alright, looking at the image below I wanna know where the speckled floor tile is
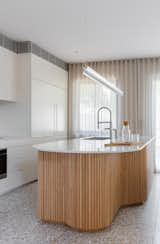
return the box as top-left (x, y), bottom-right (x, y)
top-left (0, 183), bottom-right (66, 244)
top-left (0, 175), bottom-right (160, 244)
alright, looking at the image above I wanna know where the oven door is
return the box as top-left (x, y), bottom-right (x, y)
top-left (0, 149), bottom-right (7, 179)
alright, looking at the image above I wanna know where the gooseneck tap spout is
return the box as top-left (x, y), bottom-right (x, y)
top-left (97, 106), bottom-right (117, 140)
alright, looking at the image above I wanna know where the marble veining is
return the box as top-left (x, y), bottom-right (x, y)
top-left (0, 175), bottom-right (160, 243)
top-left (33, 136), bottom-right (154, 154)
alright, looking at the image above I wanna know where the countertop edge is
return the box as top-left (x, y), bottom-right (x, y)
top-left (33, 137), bottom-right (155, 154)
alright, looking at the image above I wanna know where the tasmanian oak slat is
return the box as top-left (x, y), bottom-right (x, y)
top-left (38, 141), bottom-right (154, 231)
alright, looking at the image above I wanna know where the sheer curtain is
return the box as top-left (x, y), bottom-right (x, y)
top-left (68, 60), bottom-right (138, 137)
top-left (79, 80), bottom-right (117, 136)
top-left (137, 58), bottom-right (160, 172)
top-left (68, 58), bottom-right (160, 171)
top-left (137, 58), bottom-right (159, 137)
top-left (68, 64), bottom-right (116, 137)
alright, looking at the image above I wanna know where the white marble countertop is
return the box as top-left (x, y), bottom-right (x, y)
top-left (33, 136), bottom-right (155, 154)
top-left (0, 136), bottom-right (67, 149)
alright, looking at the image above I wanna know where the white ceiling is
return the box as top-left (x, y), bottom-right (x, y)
top-left (0, 0), bottom-right (160, 63)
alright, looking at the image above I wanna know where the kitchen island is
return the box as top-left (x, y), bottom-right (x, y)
top-left (34, 137), bottom-right (155, 231)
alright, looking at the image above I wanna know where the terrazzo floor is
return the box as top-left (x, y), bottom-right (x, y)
top-left (1, 176), bottom-right (160, 244)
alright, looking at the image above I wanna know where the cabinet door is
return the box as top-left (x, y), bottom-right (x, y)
top-left (0, 47), bottom-right (17, 101)
top-left (0, 144), bottom-right (37, 195)
top-left (31, 79), bottom-right (67, 137)
top-left (53, 86), bottom-right (67, 133)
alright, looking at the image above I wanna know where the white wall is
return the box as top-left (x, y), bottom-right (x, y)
top-left (31, 54), bottom-right (68, 137)
top-left (0, 53), bottom-right (31, 137)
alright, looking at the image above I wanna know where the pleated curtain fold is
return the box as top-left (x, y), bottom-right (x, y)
top-left (137, 58), bottom-right (160, 137)
top-left (68, 58), bottom-right (160, 138)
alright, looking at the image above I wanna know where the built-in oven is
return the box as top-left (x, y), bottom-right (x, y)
top-left (0, 149), bottom-right (7, 179)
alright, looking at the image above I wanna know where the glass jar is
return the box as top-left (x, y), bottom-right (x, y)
top-left (122, 121), bottom-right (131, 142)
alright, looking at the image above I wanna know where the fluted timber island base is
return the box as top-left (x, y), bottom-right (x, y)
top-left (37, 142), bottom-right (154, 232)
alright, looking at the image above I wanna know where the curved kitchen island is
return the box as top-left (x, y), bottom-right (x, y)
top-left (34, 137), bottom-right (155, 232)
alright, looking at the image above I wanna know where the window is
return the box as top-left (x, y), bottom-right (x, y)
top-left (79, 80), bottom-right (117, 136)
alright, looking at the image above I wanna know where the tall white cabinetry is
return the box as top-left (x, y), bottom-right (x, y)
top-left (0, 52), bottom-right (68, 195)
top-left (0, 47), bottom-right (17, 101)
top-left (31, 54), bottom-right (68, 137)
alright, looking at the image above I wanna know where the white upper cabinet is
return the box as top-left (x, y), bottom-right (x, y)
top-left (31, 79), bottom-right (67, 137)
top-left (31, 54), bottom-right (67, 89)
top-left (31, 54), bottom-right (68, 137)
top-left (0, 47), bottom-right (17, 101)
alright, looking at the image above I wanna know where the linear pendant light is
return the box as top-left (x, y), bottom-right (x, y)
top-left (83, 66), bottom-right (124, 96)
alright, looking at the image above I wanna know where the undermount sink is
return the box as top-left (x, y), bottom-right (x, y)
top-left (83, 137), bottom-right (109, 140)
